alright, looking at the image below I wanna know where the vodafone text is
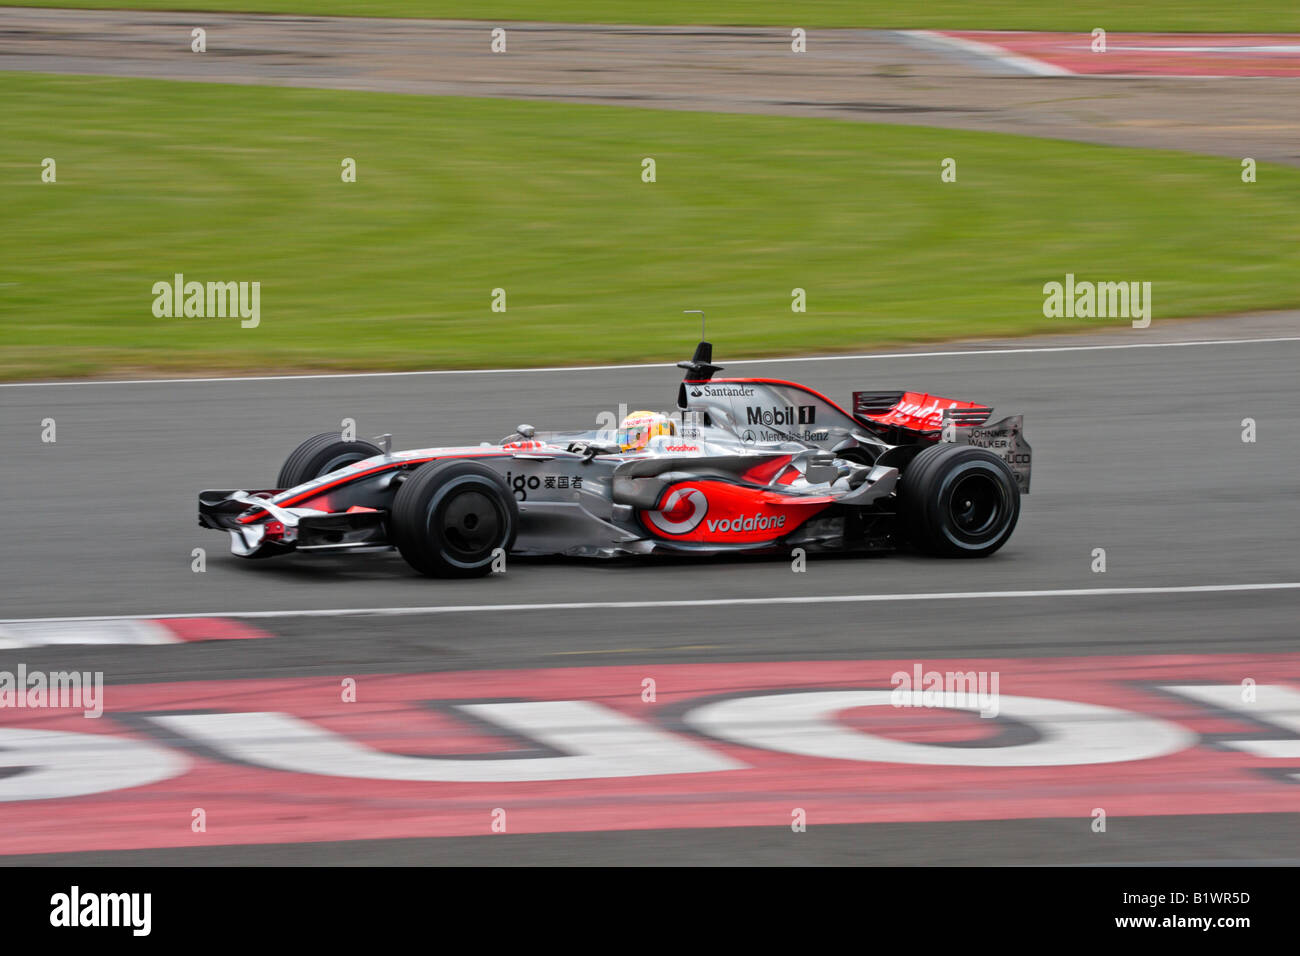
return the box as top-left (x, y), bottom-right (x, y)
top-left (706, 513), bottom-right (786, 533)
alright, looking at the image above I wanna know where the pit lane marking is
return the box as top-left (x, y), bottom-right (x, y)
top-left (4, 657), bottom-right (1300, 849)
top-left (2, 582), bottom-right (1296, 625)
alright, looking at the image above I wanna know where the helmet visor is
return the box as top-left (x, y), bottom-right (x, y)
top-left (620, 422), bottom-right (651, 449)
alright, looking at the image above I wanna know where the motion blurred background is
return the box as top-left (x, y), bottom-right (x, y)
top-left (2, 3), bottom-right (1298, 867)
top-left (3, 2), bottom-right (1299, 380)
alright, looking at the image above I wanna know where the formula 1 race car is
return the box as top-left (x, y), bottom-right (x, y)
top-left (198, 342), bottom-right (1032, 576)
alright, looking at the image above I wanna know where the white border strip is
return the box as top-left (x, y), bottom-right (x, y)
top-left (4, 335), bottom-right (1299, 388)
top-left (901, 29), bottom-right (1074, 76)
top-left (0, 619), bottom-right (179, 649)
top-left (4, 582), bottom-right (1296, 624)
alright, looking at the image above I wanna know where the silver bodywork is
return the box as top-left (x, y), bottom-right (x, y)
top-left (683, 377), bottom-right (1031, 492)
top-left (198, 360), bottom-right (1030, 561)
top-left (202, 424), bottom-right (902, 559)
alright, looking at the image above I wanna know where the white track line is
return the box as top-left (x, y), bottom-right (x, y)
top-left (4, 335), bottom-right (1298, 388)
top-left (3, 582), bottom-right (1296, 624)
top-left (901, 29), bottom-right (1074, 76)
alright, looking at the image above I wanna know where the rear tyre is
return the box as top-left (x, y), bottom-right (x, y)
top-left (898, 444), bottom-right (1020, 557)
top-left (276, 432), bottom-right (383, 489)
top-left (391, 460), bottom-right (518, 578)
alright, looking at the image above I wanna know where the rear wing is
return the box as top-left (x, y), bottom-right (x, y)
top-left (854, 391), bottom-right (1031, 493)
top-left (854, 390), bottom-right (992, 434)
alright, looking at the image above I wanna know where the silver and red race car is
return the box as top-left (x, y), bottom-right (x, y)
top-left (198, 341), bottom-right (1032, 576)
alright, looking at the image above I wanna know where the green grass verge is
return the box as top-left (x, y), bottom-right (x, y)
top-left (3, 72), bottom-right (1297, 380)
top-left (12, 1), bottom-right (1300, 32)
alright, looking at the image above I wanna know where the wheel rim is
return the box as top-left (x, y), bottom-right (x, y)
top-left (435, 488), bottom-right (503, 562)
top-left (947, 472), bottom-right (1004, 538)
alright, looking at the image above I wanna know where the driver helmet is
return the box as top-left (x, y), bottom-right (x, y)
top-left (618, 410), bottom-right (677, 452)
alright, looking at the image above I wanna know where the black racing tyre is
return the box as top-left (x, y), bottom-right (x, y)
top-left (391, 460), bottom-right (518, 578)
top-left (898, 443), bottom-right (1020, 557)
top-left (276, 432), bottom-right (383, 489)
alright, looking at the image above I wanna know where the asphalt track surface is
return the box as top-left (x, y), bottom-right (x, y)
top-left (2, 8), bottom-right (1299, 164)
top-left (3, 325), bottom-right (1299, 864)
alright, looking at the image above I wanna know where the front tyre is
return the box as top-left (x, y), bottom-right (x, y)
top-left (898, 444), bottom-right (1020, 557)
top-left (277, 432), bottom-right (383, 488)
top-left (391, 460), bottom-right (518, 578)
